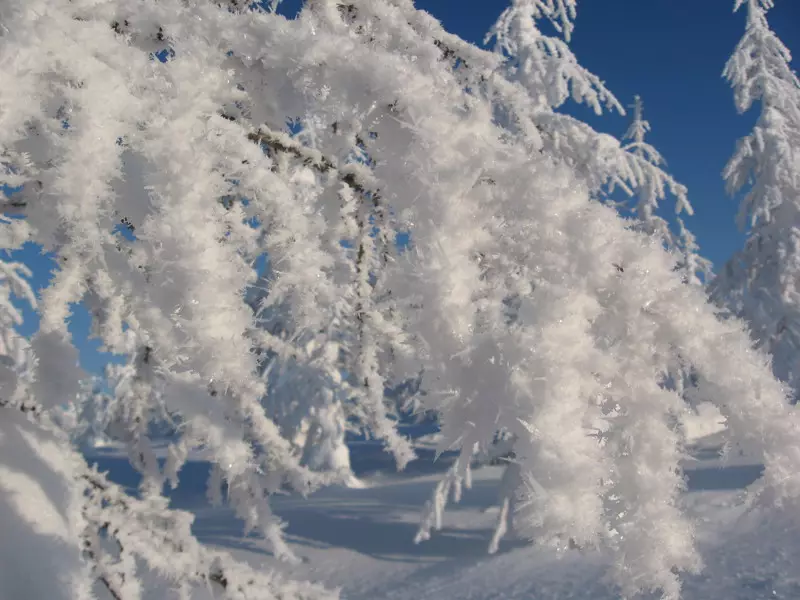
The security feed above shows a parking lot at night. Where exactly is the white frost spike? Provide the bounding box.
[0,1,798,599]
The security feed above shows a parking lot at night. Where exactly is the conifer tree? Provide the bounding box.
[710,0,800,398]
[621,94,713,283]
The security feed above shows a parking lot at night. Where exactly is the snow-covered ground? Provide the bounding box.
[87,417,800,600]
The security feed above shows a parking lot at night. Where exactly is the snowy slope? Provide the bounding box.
[86,416,800,600]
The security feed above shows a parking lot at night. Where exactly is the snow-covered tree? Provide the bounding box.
[62,377,116,450]
[623,96,680,243]
[709,0,800,398]
[241,130,417,485]
[484,0,694,221]
[2,1,800,599]
[620,94,713,286]
[417,2,714,563]
[675,216,714,287]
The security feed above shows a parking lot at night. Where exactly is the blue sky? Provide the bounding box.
[10,0,799,373]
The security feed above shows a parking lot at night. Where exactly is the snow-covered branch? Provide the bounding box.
[0,1,798,599]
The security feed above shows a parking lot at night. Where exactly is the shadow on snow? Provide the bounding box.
[84,440,764,564]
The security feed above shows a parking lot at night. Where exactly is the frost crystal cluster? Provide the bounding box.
[0,0,799,599]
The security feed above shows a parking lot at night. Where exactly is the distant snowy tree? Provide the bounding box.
[709,0,800,399]
[675,217,714,287]
[622,95,680,243]
[484,0,694,221]
[245,260,365,487]
[1,0,800,599]
[621,94,712,285]
[65,378,116,450]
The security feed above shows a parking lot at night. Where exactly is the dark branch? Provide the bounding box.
[246,127,376,198]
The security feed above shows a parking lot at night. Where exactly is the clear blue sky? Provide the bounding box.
[10,0,800,373]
